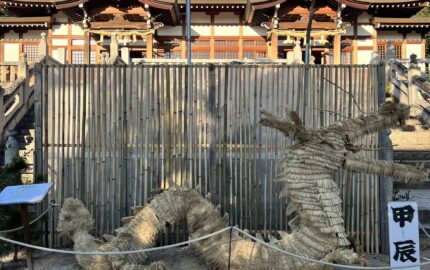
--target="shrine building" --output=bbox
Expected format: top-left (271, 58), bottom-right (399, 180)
top-left (0, 0), bottom-right (429, 64)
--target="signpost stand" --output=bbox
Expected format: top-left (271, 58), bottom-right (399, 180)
top-left (21, 204), bottom-right (34, 269)
top-left (0, 183), bottom-right (52, 270)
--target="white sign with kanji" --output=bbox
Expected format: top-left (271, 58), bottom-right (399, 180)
top-left (388, 201), bottom-right (420, 270)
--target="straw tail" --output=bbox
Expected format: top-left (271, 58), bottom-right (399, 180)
top-left (326, 101), bottom-right (410, 141)
top-left (344, 155), bottom-right (429, 184)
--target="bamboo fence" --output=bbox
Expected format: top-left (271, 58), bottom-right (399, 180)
top-left (34, 63), bottom-right (383, 253)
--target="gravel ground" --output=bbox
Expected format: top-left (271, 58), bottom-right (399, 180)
top-left (2, 238), bottom-right (430, 270)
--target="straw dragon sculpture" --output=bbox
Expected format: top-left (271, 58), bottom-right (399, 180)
top-left (58, 101), bottom-right (428, 270)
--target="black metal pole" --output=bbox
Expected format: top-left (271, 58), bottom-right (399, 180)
top-left (303, 0), bottom-right (317, 124)
top-left (305, 0), bottom-right (317, 64)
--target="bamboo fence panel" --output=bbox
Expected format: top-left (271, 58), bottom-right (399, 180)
top-left (35, 63), bottom-right (381, 252)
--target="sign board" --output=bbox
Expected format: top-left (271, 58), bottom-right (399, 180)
top-left (388, 201), bottom-right (420, 270)
top-left (0, 183), bottom-right (52, 205)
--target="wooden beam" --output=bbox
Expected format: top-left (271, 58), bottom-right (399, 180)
top-left (277, 21), bottom-right (336, 30)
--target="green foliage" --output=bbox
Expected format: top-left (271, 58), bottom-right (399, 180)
top-left (0, 158), bottom-right (28, 256)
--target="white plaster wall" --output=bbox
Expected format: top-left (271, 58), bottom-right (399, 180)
top-left (215, 12), bottom-right (239, 24)
top-left (4, 43), bottom-right (20, 62)
top-left (377, 31), bottom-right (402, 41)
top-left (158, 26), bottom-right (182, 36)
top-left (357, 25), bottom-right (374, 36)
top-left (71, 24), bottom-right (84, 35)
top-left (51, 48), bottom-right (67, 64)
top-left (52, 39), bottom-right (68, 46)
top-left (191, 25), bottom-right (211, 36)
top-left (23, 30), bottom-right (43, 40)
top-left (3, 32), bottom-right (19, 40)
top-left (357, 39), bottom-right (373, 46)
top-left (406, 44), bottom-right (422, 58)
top-left (242, 26), bottom-right (266, 37)
top-left (52, 24), bottom-right (68, 35)
top-left (191, 13), bottom-right (210, 24)
top-left (214, 25), bottom-right (240, 36)
top-left (357, 50), bottom-right (373, 64)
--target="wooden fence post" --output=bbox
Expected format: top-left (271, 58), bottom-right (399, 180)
top-left (377, 62), bottom-right (393, 254)
top-left (0, 86), bottom-right (4, 138)
top-left (208, 64), bottom-right (216, 199)
top-left (34, 63), bottom-right (43, 180)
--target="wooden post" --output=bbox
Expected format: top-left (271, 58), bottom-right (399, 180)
top-left (239, 16), bottom-right (244, 60)
top-left (210, 15), bottom-right (215, 60)
top-left (34, 64), bottom-right (43, 183)
top-left (0, 87), bottom-right (4, 138)
top-left (83, 31), bottom-right (91, 64)
top-left (372, 29), bottom-right (378, 53)
top-left (21, 204), bottom-right (34, 270)
top-left (146, 34), bottom-right (153, 60)
top-left (38, 33), bottom-right (48, 57)
top-left (402, 33), bottom-right (407, 59)
top-left (377, 62), bottom-right (392, 255)
top-left (271, 32), bottom-right (278, 60)
top-left (333, 34), bottom-right (341, 64)
top-left (353, 19), bottom-right (358, 64)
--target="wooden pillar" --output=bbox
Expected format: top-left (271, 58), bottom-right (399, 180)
top-left (181, 21), bottom-right (186, 59)
top-left (238, 15), bottom-right (244, 60)
top-left (421, 34), bottom-right (427, 59)
top-left (210, 15), bottom-right (215, 60)
top-left (372, 28), bottom-right (378, 52)
top-left (333, 34), bottom-right (341, 64)
top-left (146, 34), bottom-right (153, 60)
top-left (271, 32), bottom-right (278, 60)
top-left (402, 33), bottom-right (407, 59)
top-left (352, 39), bottom-right (358, 64)
top-left (352, 19), bottom-right (358, 64)
top-left (83, 31), bottom-right (91, 64)
top-left (67, 22), bottom-right (72, 64)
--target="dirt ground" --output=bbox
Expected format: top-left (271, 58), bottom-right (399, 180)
top-left (2, 238), bottom-right (430, 270)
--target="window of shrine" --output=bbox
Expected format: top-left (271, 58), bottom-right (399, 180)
top-left (378, 45), bottom-right (387, 59)
top-left (215, 51), bottom-right (238, 59)
top-left (71, 51), bottom-right (96, 64)
top-left (23, 44), bottom-right (38, 63)
top-left (394, 45), bottom-right (402, 59)
top-left (192, 51), bottom-right (210, 59)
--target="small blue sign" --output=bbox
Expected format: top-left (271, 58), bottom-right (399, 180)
top-left (0, 183), bottom-right (52, 205)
